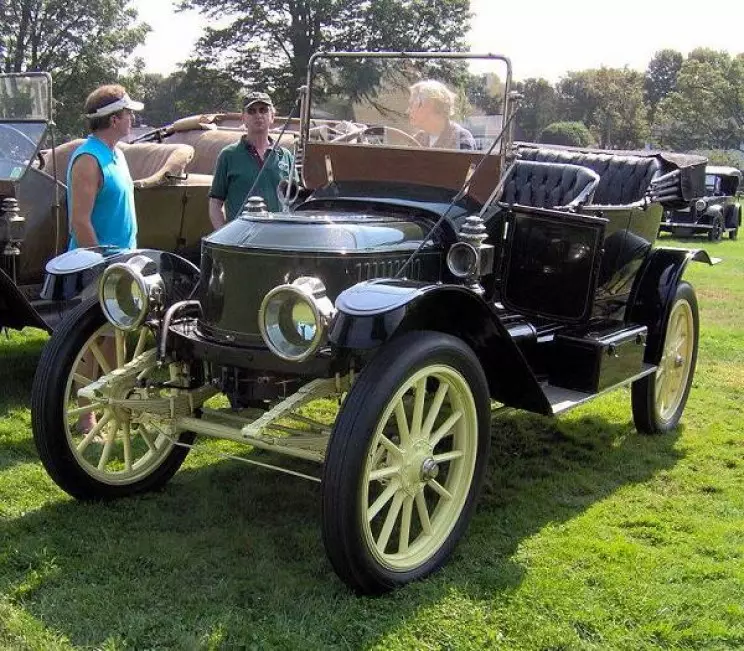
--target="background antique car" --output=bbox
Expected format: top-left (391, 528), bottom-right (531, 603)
top-left (0, 72), bottom-right (219, 333)
top-left (659, 165), bottom-right (741, 240)
top-left (31, 52), bottom-right (713, 595)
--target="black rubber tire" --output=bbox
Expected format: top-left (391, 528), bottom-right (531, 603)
top-left (631, 282), bottom-right (699, 434)
top-left (31, 298), bottom-right (194, 500)
top-left (321, 331), bottom-right (491, 594)
top-left (707, 215), bottom-right (723, 241)
top-left (730, 228), bottom-right (738, 241)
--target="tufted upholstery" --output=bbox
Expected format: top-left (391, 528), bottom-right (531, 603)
top-left (501, 160), bottom-right (600, 209)
top-left (517, 147), bottom-right (661, 205)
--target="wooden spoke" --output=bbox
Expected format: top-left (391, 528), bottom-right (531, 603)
top-left (421, 382), bottom-right (448, 439)
top-left (410, 377), bottom-right (427, 439)
top-left (89, 341), bottom-right (112, 375)
top-left (427, 479), bottom-right (453, 501)
top-left (394, 401), bottom-right (411, 448)
top-left (121, 421), bottom-right (132, 471)
top-left (73, 373), bottom-right (95, 387)
top-left (367, 481), bottom-right (399, 522)
top-left (369, 465), bottom-right (400, 482)
top-left (137, 425), bottom-right (157, 453)
top-left (67, 402), bottom-right (104, 418)
top-left (415, 491), bottom-right (432, 535)
top-left (433, 450), bottom-right (464, 464)
top-left (376, 492), bottom-right (404, 552)
top-left (133, 327), bottom-right (149, 358)
top-left (76, 410), bottom-right (113, 454)
top-left (398, 496), bottom-right (414, 554)
top-left (379, 435), bottom-right (402, 457)
top-left (115, 330), bottom-right (126, 367)
top-left (429, 410), bottom-right (462, 448)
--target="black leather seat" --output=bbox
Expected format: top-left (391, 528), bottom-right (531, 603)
top-left (501, 160), bottom-right (600, 210)
top-left (517, 147), bottom-right (661, 205)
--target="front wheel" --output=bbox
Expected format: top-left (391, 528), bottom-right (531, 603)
top-left (631, 282), bottom-right (699, 434)
top-left (321, 331), bottom-right (491, 594)
top-left (707, 215), bottom-right (724, 241)
top-left (31, 299), bottom-right (194, 500)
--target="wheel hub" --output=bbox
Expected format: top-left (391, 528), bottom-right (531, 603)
top-left (420, 457), bottom-right (439, 482)
top-left (400, 440), bottom-right (435, 496)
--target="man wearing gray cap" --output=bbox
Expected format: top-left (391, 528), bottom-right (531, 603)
top-left (67, 84), bottom-right (144, 250)
top-left (208, 91), bottom-right (293, 229)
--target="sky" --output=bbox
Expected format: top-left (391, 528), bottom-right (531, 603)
top-left (132, 0), bottom-right (744, 82)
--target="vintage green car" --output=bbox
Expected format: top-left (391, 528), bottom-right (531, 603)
top-left (31, 52), bottom-right (713, 594)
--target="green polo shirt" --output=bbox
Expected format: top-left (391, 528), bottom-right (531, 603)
top-left (209, 137), bottom-right (293, 219)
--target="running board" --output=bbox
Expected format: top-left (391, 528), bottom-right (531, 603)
top-left (544, 363), bottom-right (657, 415)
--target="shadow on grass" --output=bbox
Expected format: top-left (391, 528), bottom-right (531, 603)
top-left (0, 407), bottom-right (682, 648)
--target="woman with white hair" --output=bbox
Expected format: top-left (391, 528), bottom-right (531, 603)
top-left (408, 80), bottom-right (476, 150)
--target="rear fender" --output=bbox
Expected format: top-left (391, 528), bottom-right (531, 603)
top-left (626, 247), bottom-right (714, 363)
top-left (330, 279), bottom-right (551, 415)
top-left (0, 266), bottom-right (50, 332)
top-left (42, 248), bottom-right (199, 306)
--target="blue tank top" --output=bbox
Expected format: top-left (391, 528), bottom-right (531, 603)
top-left (66, 135), bottom-right (137, 250)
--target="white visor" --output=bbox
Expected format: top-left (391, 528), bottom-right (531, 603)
top-left (85, 93), bottom-right (144, 118)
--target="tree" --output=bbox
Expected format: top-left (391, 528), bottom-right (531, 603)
top-left (653, 51), bottom-right (744, 151)
top-left (557, 67), bottom-right (649, 148)
top-left (644, 49), bottom-right (683, 121)
top-left (1, 0), bottom-right (149, 137)
top-left (121, 59), bottom-right (243, 128)
top-left (539, 121), bottom-right (593, 147)
top-left (513, 77), bottom-right (557, 142)
top-left (178, 0), bottom-right (471, 112)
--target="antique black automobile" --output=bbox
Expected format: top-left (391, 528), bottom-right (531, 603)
top-left (32, 52), bottom-right (712, 594)
top-left (659, 165), bottom-right (741, 240)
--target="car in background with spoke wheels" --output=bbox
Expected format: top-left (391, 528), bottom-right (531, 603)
top-left (32, 51), bottom-right (715, 594)
top-left (659, 165), bottom-right (742, 241)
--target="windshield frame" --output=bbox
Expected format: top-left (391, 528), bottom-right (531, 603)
top-left (0, 72), bottom-right (53, 122)
top-left (301, 51), bottom-right (513, 158)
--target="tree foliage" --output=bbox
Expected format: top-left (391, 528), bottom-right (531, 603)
top-left (539, 121), bottom-right (593, 147)
top-left (653, 50), bottom-right (744, 151)
top-left (557, 67), bottom-right (648, 148)
top-left (177, 0), bottom-right (471, 112)
top-left (644, 49), bottom-right (683, 121)
top-left (513, 77), bottom-right (557, 142)
top-left (0, 0), bottom-right (149, 136)
top-left (121, 59), bottom-right (242, 128)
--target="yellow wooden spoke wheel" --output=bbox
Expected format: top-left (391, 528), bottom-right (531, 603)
top-left (32, 299), bottom-right (194, 499)
top-left (632, 282), bottom-right (699, 434)
top-left (322, 331), bottom-right (490, 594)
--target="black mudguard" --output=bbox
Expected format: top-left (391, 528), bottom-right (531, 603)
top-left (330, 279), bottom-right (552, 415)
top-left (0, 266), bottom-right (50, 332)
top-left (626, 247), bottom-right (714, 364)
top-left (42, 248), bottom-right (200, 307)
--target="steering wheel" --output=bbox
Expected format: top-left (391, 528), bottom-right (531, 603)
top-left (330, 125), bottom-right (422, 147)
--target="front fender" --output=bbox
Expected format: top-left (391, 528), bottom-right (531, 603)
top-left (0, 266), bottom-right (50, 332)
top-left (41, 248), bottom-right (199, 305)
top-left (330, 279), bottom-right (552, 415)
top-left (626, 246), bottom-right (714, 364)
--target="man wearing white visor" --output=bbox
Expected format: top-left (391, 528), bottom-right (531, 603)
top-left (66, 84), bottom-right (144, 251)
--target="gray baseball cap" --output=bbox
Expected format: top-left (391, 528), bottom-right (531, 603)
top-left (243, 91), bottom-right (274, 110)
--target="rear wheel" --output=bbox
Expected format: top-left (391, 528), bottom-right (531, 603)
top-left (631, 282), bottom-right (698, 434)
top-left (322, 331), bottom-right (490, 594)
top-left (32, 299), bottom-right (194, 500)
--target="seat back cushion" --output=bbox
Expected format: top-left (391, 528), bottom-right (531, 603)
top-left (502, 160), bottom-right (599, 209)
top-left (518, 147), bottom-right (661, 205)
top-left (118, 142), bottom-right (195, 182)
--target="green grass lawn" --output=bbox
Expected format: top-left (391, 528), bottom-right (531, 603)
top-left (1, 233), bottom-right (743, 650)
